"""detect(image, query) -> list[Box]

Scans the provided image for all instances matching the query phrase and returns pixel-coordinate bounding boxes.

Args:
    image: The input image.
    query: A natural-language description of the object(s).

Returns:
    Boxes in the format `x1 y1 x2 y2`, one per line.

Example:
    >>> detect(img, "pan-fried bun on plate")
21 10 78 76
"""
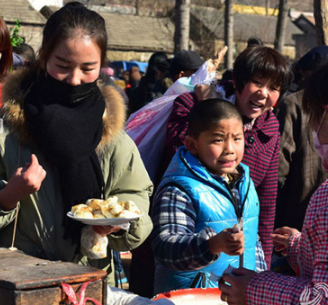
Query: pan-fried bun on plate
86 198 104 211
101 200 123 217
119 209 139 218
71 196 141 219
72 204 94 218
120 200 141 215
93 210 107 219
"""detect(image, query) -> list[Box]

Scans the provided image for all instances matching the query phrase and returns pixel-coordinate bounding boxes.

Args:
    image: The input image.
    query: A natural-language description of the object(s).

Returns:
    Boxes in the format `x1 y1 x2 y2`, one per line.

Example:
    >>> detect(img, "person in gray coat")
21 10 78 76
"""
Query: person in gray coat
275 46 328 232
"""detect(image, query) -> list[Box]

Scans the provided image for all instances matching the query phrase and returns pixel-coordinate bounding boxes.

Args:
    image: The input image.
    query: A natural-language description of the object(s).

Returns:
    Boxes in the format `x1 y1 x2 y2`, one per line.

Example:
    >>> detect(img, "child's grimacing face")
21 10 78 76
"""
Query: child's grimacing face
45 36 102 86
186 118 245 177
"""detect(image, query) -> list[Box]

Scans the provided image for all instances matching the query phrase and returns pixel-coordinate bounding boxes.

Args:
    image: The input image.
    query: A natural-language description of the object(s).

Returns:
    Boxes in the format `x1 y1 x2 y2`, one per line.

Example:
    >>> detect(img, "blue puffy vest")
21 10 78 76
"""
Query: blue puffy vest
154 147 259 293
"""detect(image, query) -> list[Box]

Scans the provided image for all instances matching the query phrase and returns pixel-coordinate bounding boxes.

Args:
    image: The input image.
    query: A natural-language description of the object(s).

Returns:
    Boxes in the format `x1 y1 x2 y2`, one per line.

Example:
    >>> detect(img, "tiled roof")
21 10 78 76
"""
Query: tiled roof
306 15 315 26
234 0 279 7
0 0 46 24
191 6 304 46
232 0 312 11
89 7 175 53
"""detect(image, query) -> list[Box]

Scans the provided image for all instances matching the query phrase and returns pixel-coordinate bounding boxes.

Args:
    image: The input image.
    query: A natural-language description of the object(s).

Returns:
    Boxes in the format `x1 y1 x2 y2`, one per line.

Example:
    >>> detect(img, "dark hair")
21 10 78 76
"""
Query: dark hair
303 62 328 127
298 46 328 72
145 52 169 82
0 16 13 80
233 46 293 101
169 50 204 77
247 37 263 47
41 2 107 67
188 98 243 138
221 68 233 82
13 42 35 64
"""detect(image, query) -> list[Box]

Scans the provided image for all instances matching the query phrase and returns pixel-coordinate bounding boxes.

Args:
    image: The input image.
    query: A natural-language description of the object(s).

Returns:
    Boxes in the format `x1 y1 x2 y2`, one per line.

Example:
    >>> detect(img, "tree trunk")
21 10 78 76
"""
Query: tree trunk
266 0 270 16
224 0 233 69
314 0 328 45
135 0 140 16
174 0 191 53
274 0 289 53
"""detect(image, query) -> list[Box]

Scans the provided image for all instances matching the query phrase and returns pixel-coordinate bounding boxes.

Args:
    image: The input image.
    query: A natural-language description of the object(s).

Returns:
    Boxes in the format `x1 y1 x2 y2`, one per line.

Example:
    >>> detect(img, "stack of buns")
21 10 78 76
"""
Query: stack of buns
71 196 141 219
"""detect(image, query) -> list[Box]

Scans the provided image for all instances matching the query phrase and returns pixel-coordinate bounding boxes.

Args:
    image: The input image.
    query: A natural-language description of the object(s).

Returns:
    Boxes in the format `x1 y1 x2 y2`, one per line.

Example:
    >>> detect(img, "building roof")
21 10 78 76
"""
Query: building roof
233 4 279 16
293 14 315 32
0 0 46 25
234 0 279 7
191 6 303 46
232 0 312 11
89 7 175 53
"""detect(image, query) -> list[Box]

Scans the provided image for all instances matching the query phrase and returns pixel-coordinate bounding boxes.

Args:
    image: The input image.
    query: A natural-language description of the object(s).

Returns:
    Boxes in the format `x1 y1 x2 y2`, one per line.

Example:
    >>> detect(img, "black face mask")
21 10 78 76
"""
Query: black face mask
24 69 106 243
40 70 100 104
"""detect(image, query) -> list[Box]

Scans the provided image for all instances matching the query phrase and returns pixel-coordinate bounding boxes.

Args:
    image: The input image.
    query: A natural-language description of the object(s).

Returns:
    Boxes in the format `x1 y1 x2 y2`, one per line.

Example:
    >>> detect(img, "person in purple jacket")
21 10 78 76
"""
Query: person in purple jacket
219 60 328 305
165 45 293 268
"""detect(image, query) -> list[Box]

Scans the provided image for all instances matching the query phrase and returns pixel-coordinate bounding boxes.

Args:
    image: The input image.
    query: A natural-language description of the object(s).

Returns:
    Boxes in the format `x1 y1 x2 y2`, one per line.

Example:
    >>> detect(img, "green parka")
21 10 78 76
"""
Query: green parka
0 68 153 286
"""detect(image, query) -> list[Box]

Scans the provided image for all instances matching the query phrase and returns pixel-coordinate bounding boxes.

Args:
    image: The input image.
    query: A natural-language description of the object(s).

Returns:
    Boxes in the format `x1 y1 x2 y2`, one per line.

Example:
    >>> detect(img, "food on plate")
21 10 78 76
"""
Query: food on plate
71 196 141 219
71 204 94 218
85 198 104 211
120 200 140 214
93 210 107 219
119 209 139 218
101 197 123 217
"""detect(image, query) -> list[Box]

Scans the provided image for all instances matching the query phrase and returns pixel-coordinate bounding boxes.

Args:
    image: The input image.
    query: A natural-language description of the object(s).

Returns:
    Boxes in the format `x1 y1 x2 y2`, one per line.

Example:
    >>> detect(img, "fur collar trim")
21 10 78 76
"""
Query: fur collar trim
0 69 126 151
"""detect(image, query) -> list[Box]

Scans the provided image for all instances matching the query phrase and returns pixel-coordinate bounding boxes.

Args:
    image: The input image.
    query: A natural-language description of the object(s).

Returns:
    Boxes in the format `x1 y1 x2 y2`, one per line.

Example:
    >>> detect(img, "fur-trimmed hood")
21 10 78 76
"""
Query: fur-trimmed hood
0 68 126 152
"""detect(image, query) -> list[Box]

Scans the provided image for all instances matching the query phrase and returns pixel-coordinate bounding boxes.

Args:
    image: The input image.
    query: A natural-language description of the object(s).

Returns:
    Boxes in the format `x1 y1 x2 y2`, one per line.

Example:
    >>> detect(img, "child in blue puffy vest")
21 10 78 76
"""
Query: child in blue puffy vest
151 98 262 295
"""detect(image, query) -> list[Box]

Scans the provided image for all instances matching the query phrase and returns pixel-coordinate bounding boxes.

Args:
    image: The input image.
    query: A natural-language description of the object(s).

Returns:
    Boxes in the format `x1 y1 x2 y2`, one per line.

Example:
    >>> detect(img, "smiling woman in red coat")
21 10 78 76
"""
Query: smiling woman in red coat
220 62 328 305
165 46 293 268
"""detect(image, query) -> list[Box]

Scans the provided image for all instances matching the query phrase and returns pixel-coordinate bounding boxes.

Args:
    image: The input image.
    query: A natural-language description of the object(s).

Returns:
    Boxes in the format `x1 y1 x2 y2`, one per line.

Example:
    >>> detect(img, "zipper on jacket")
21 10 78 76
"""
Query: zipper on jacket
223 180 240 218
223 176 250 219
239 181 250 218
180 151 250 220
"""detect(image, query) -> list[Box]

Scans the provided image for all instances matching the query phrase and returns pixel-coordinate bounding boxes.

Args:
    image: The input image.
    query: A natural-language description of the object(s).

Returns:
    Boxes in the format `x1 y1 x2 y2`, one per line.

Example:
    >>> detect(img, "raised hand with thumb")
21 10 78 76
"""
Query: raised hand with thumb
0 154 46 210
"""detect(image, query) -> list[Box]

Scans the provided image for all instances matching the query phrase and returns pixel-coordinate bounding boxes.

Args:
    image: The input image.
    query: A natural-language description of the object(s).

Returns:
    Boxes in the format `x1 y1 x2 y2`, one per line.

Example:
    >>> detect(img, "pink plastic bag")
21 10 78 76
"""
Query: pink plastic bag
125 61 215 183
126 94 179 182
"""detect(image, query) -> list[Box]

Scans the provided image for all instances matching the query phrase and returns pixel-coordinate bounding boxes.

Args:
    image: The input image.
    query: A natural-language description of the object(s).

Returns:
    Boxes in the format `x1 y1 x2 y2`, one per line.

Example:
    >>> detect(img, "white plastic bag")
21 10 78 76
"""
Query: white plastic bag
80 226 108 259
106 286 174 305
125 94 179 182
125 61 215 183
163 61 216 96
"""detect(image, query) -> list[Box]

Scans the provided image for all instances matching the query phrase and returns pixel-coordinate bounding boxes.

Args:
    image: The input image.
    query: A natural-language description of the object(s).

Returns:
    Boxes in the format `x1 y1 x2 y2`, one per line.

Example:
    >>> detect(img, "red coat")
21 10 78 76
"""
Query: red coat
246 180 328 304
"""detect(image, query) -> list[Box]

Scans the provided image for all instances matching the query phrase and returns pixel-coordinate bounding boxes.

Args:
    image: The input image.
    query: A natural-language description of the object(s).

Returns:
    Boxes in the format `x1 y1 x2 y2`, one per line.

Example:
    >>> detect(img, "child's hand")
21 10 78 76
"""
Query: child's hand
271 226 299 255
209 228 244 256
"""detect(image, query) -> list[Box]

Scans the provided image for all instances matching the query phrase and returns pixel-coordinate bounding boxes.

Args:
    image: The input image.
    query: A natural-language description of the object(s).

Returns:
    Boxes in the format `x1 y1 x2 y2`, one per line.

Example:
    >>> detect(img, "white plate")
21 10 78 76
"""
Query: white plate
67 211 141 226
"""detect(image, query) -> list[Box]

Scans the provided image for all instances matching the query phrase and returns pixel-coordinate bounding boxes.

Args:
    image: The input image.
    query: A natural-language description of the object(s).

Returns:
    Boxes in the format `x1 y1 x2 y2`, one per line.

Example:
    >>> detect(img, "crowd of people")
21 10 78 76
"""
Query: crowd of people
1 2 328 305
